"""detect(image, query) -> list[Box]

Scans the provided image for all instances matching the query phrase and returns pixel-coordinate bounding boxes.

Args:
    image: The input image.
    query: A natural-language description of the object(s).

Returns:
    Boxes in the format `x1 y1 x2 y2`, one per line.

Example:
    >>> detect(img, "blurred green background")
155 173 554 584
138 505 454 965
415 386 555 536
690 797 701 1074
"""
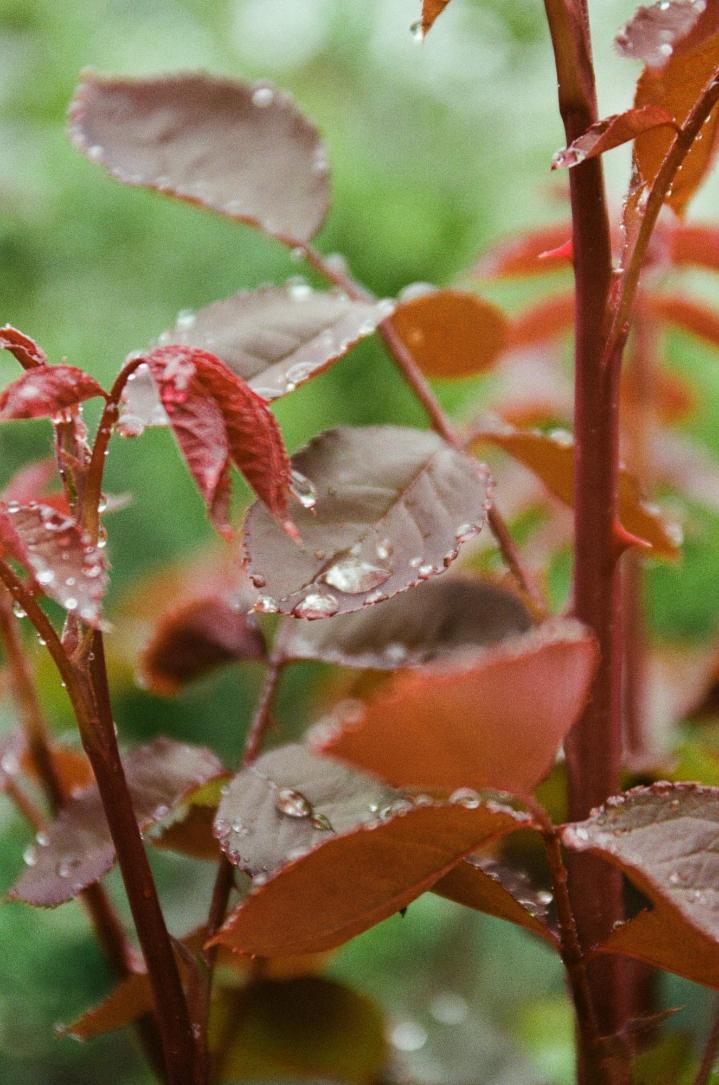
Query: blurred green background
1 0 719 1081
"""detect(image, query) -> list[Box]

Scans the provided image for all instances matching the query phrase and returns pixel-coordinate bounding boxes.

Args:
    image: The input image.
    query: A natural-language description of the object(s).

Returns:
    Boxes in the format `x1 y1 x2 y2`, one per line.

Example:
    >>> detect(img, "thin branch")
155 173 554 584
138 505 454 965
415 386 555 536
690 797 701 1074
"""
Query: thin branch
4 777 45 829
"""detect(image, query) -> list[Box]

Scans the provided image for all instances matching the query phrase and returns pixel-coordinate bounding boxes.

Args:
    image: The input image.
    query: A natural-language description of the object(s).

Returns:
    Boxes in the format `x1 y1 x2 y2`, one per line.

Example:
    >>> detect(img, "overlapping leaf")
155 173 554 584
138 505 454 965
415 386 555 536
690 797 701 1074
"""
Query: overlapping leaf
317 622 597 794
471 225 572 279
646 292 719 349
210 799 530 957
389 290 508 379
10 738 224 906
551 107 675 169
140 345 294 539
0 325 46 369
69 71 331 242
670 221 719 271
563 783 719 988
244 425 492 618
506 293 575 350
284 574 532 670
0 366 106 420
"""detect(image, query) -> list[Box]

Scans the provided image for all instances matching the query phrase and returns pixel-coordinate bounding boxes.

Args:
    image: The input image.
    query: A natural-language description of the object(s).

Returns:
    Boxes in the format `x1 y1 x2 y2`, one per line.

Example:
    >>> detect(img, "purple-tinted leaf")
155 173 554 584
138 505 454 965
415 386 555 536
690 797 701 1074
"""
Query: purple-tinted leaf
283 574 532 669
69 71 330 243
616 1 711 68
215 745 396 876
551 106 676 169
244 425 492 618
0 365 106 420
0 502 107 624
0 325 46 369
10 738 224 906
563 783 719 987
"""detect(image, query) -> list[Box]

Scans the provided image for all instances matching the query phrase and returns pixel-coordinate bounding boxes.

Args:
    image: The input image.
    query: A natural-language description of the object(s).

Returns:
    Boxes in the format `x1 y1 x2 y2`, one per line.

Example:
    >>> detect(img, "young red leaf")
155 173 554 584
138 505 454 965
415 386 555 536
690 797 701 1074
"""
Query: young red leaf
470 419 682 558
670 221 719 271
140 594 265 696
140 345 294 539
317 621 597 795
210 799 530 957
0 325 46 369
214 745 397 875
244 425 491 618
10 738 224 906
0 365 106 420
0 502 108 624
551 106 676 169
433 856 559 946
471 224 572 279
69 71 330 243
506 293 575 350
563 783 719 988
646 292 719 349
211 977 387 1085
389 290 508 379
284 574 532 670
420 0 452 38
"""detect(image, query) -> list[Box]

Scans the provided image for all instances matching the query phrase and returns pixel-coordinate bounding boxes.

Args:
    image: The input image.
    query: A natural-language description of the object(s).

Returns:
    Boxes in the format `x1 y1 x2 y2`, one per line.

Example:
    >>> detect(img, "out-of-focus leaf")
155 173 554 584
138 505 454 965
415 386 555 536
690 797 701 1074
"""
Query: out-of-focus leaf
21 742 94 798
616 1 709 67
670 221 719 271
420 0 452 37
2 459 59 505
283 574 532 669
551 107 675 169
0 325 46 369
141 345 294 539
563 783 719 988
140 594 265 695
244 425 491 618
210 798 530 956
506 293 575 350
10 738 224 906
647 292 719 349
389 290 508 378
433 856 559 945
211 977 387 1084
214 744 396 875
0 366 106 420
69 72 330 243
471 224 572 279
151 803 220 861
318 622 597 794
0 502 108 624
630 1032 693 1085
470 418 682 558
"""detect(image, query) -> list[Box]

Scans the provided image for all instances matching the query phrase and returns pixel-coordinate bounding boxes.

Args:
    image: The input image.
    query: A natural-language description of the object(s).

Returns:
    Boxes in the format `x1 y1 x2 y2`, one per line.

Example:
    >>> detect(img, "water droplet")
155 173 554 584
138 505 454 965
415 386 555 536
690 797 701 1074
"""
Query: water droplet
1 751 20 775
275 788 313 818
250 573 266 588
64 597 78 612
323 556 391 595
175 308 196 329
293 592 339 619
252 85 275 108
12 602 26 619
376 538 393 561
384 641 408 664
55 856 80 879
310 812 334 832
552 146 587 169
116 413 145 438
35 831 49 847
391 1020 427 1052
450 787 482 809
254 594 279 614
23 845 37 866
429 991 468 1025
408 555 423 568
409 20 424 43
290 469 317 510
417 563 434 579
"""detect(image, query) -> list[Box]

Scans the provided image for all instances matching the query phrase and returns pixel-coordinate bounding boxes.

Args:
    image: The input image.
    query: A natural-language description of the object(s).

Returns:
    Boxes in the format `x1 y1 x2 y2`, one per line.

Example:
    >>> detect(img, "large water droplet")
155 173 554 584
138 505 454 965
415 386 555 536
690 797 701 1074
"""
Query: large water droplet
275 787 313 819
252 85 275 108
323 556 391 595
449 787 482 809
290 469 317 510
293 592 339 619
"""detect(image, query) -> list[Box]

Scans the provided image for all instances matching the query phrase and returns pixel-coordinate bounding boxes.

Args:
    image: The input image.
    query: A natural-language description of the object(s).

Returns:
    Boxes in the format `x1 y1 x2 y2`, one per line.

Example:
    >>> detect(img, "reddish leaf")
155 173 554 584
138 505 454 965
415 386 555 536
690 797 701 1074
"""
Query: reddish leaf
284 574 532 670
141 346 293 539
471 224 572 279
212 977 387 1084
470 419 682 558
244 425 491 618
433 856 558 946
10 738 224 906
670 221 719 271
616 1 711 68
21 742 94 798
140 595 265 696
317 622 597 795
646 292 719 349
0 325 46 369
551 107 676 169
0 502 108 624
563 783 719 988
151 803 220 861
69 72 330 243
389 290 507 379
506 293 575 350
214 745 396 876
210 800 530 957
2 459 58 504
420 0 452 37
0 365 106 420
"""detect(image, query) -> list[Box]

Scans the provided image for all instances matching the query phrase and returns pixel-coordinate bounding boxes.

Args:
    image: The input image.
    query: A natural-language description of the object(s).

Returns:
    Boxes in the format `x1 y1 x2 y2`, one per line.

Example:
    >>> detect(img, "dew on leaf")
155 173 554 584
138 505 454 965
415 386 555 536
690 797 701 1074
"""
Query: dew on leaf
275 787 313 819
323 556 391 595
292 592 338 619
449 788 482 809
290 468 317 510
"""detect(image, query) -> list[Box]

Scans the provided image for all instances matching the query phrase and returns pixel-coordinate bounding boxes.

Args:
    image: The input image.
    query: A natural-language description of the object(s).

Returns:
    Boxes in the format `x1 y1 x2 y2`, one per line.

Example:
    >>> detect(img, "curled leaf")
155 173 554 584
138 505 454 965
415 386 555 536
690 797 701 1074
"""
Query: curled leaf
0 326 46 369
0 365 106 420
390 290 508 379
551 106 676 169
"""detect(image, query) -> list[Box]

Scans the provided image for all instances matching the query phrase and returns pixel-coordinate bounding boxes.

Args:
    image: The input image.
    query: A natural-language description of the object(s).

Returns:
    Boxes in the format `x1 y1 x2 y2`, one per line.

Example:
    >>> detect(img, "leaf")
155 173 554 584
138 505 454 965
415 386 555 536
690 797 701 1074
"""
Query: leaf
433 855 559 946
151 803 220 861
0 366 106 420
244 425 492 618
10 738 224 906
283 573 532 670
421 0 452 37
69 71 330 243
552 107 676 169
211 977 387 1084
616 1 710 68
317 621 597 795
0 325 46 369
471 225 572 279
631 6 719 213
210 799 530 957
214 745 397 876
646 292 719 349
141 345 294 539
506 293 575 350
21 742 94 798
563 783 719 988
140 595 265 695
2 459 59 504
470 418 682 558
389 290 508 379
669 221 719 271
0 501 108 624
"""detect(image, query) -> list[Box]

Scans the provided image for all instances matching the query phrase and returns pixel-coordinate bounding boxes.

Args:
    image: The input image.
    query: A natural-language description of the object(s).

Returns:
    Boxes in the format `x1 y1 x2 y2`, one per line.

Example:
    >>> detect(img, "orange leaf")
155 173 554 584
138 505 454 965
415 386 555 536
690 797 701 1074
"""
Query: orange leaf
646 292 719 349
421 0 451 37
670 221 719 271
471 224 572 279
390 290 508 379
506 293 575 350
551 106 676 169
